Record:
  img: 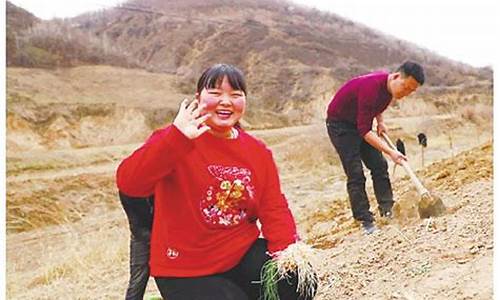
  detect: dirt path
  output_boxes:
[7,162,119,183]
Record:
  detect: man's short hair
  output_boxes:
[397,61,425,85]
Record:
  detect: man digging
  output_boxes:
[325,61,425,234]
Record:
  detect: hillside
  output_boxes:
[6,1,137,69]
[72,0,492,120]
[6,1,40,66]
[6,66,185,152]
[6,0,493,152]
[6,1,38,32]
[6,63,492,152]
[6,0,493,133]
[74,0,491,84]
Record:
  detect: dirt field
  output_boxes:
[6,104,493,300]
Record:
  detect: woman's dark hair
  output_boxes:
[196,64,247,95]
[397,61,425,85]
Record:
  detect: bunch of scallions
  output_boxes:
[260,242,319,300]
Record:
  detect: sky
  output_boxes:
[5,0,499,67]
[292,0,497,68]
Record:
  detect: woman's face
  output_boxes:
[197,76,246,133]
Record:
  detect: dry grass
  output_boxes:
[7,142,135,176]
[388,97,440,118]
[6,172,118,233]
[253,124,339,174]
[10,18,137,68]
[7,66,185,107]
[459,103,493,125]
[7,212,132,299]
[6,66,191,150]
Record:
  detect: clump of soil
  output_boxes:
[418,193,446,218]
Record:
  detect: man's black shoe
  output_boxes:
[361,221,377,235]
[380,208,393,219]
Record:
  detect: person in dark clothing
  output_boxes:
[154,238,313,300]
[119,192,155,300]
[326,61,425,234]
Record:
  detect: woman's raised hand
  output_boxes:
[173,99,211,139]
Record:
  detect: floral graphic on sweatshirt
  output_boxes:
[201,165,255,227]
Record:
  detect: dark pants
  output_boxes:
[326,120,394,222]
[155,239,316,300]
[119,192,155,300]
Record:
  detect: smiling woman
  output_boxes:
[116,63,318,300]
[194,64,247,138]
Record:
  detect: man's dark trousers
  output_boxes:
[119,192,154,300]
[326,120,393,222]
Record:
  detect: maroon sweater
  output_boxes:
[327,71,392,137]
[116,125,298,277]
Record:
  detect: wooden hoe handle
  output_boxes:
[381,133,429,196]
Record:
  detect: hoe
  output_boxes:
[382,133,446,218]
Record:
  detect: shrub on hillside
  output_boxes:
[11,20,139,69]
[460,103,492,125]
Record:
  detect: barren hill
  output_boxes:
[6,0,493,151]
[6,1,39,66]
[72,0,492,118]
[75,0,490,84]
[6,1,137,69]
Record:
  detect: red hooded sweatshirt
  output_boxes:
[116,125,298,277]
